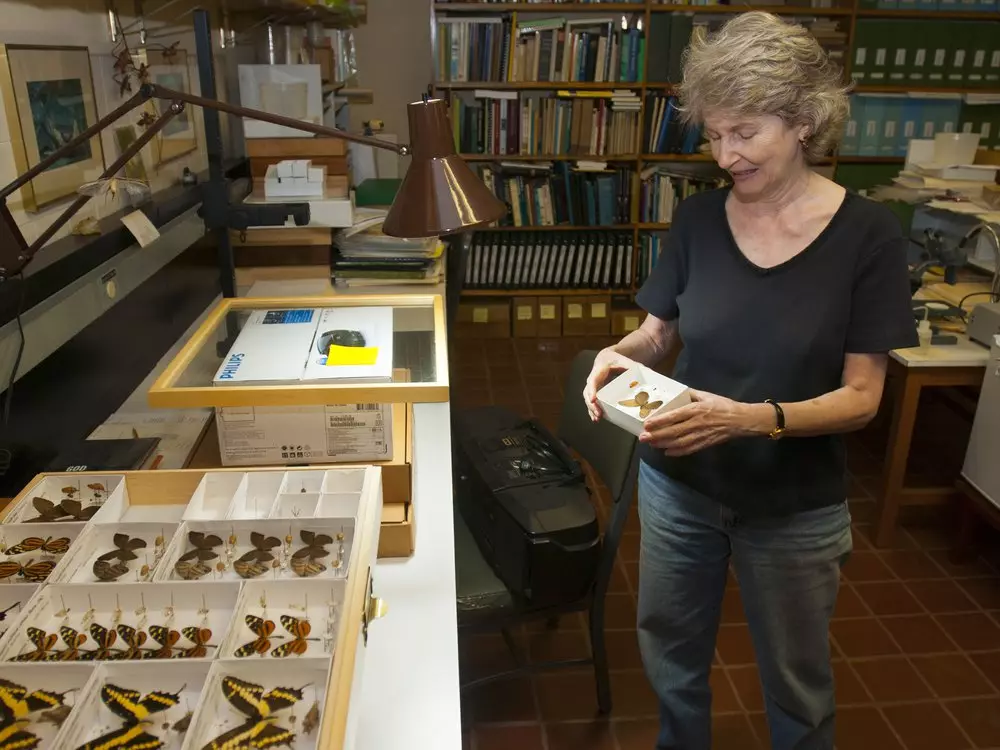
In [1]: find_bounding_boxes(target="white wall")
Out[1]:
[0,0,229,265]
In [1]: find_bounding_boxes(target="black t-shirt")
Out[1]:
[635,188,918,518]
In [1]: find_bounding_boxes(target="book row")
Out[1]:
[851,21,1000,89]
[639,170,722,224]
[476,162,633,226]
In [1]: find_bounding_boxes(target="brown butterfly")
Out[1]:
[51,626,88,661]
[235,615,278,657]
[13,627,59,661]
[176,627,212,658]
[290,530,332,578]
[93,558,130,582]
[58,499,99,521]
[618,391,664,419]
[234,532,280,579]
[97,534,147,563]
[117,624,148,660]
[24,497,69,523]
[146,625,181,659]
[79,622,121,661]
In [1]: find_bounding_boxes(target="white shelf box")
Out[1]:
[1,663,98,750]
[320,468,367,495]
[49,522,179,585]
[3,475,124,524]
[270,493,320,519]
[596,364,691,437]
[53,661,212,750]
[228,471,285,519]
[0,583,240,663]
[278,470,326,495]
[184,659,331,750]
[217,578,347,661]
[182,472,245,521]
[0,583,41,643]
[0,521,87,584]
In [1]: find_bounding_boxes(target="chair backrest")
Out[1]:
[557,350,639,503]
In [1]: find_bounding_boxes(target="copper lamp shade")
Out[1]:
[382,98,507,238]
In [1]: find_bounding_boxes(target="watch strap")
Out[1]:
[764,399,785,440]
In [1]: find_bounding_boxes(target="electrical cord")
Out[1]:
[2,272,26,429]
[958,290,1000,315]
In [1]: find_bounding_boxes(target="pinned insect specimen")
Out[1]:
[4,536,71,556]
[92,559,130,582]
[50,626,88,661]
[618,390,664,419]
[146,625,181,660]
[116,625,148,660]
[177,627,212,659]
[169,712,192,734]
[13,627,59,661]
[233,532,280,580]
[200,676,303,750]
[270,615,313,658]
[174,532,222,581]
[98,534,148,564]
[0,676,69,718]
[61,485,79,498]
[86,483,107,502]
[23,498,70,523]
[235,615,279,658]
[0,559,56,583]
[39,704,73,727]
[290,530,332,578]
[75,683,182,750]
[0,601,20,624]
[629,380,639,388]
[302,702,320,736]
[77,623,120,661]
[137,111,156,129]
[77,178,151,203]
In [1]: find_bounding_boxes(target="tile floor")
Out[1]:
[451,336,1000,750]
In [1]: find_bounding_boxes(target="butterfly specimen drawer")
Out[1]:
[0,464,386,750]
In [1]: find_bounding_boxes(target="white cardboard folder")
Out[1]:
[597,364,691,436]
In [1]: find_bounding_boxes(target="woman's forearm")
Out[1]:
[737,384,881,438]
[611,316,678,368]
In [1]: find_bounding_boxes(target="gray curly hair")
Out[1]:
[676,12,851,163]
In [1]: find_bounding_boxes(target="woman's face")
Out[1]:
[703,112,807,200]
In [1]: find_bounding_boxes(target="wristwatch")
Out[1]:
[764,399,786,440]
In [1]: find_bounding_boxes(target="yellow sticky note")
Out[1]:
[590,302,607,319]
[473,307,489,324]
[624,315,639,331]
[324,344,379,366]
[539,305,556,320]
[516,305,533,320]
[567,303,583,319]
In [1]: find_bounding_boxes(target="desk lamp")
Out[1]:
[0,84,506,280]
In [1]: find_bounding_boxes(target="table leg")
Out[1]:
[874,370,922,548]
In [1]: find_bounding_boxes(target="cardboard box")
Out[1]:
[586,295,611,336]
[612,307,643,336]
[537,296,562,337]
[456,301,510,339]
[563,300,588,336]
[379,502,414,558]
[512,297,538,337]
[215,403,393,466]
[597,365,691,436]
[213,308,319,386]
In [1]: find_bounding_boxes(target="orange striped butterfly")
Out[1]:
[235,615,278,658]
[0,559,56,583]
[146,625,180,659]
[175,627,212,659]
[270,615,312,658]
[50,626,88,661]
[4,536,71,556]
[13,627,58,661]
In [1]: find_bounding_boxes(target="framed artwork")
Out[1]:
[114,125,148,182]
[0,44,105,212]
[146,48,196,165]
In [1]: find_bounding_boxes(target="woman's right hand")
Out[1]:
[583,348,638,422]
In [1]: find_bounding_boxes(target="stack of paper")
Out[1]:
[332,212,444,288]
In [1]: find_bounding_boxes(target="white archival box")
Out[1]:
[238,64,323,139]
[212,308,320,386]
[597,364,691,436]
[302,307,394,383]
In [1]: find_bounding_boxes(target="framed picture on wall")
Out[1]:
[146,48,196,165]
[114,124,148,182]
[0,44,105,212]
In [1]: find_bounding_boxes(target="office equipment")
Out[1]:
[961,335,1000,509]
[968,301,1000,346]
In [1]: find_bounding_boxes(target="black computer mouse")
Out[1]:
[317,329,366,354]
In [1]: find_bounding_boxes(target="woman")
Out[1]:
[583,12,917,750]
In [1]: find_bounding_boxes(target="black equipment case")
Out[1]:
[453,406,601,608]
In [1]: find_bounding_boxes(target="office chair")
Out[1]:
[454,349,640,713]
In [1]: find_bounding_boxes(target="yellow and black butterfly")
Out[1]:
[200,677,302,750]
[270,616,312,658]
[4,536,71,556]
[78,623,120,661]
[175,627,212,659]
[234,615,278,658]
[12,628,58,662]
[100,683,181,724]
[0,677,67,721]
[200,717,292,750]
[0,559,56,583]
[116,625,147,660]
[74,722,163,750]
[50,626,88,661]
[0,718,40,750]
[145,626,180,660]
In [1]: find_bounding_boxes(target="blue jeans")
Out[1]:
[637,462,852,750]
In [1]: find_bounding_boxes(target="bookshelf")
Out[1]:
[432,0,1000,298]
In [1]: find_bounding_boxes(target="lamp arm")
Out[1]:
[0,89,151,202]
[145,83,411,156]
[26,102,183,254]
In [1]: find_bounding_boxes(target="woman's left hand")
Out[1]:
[639,390,760,456]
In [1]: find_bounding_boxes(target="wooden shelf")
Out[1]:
[482,224,636,231]
[434,81,644,90]
[837,155,906,163]
[641,153,714,161]
[462,288,635,297]
[460,153,640,161]
[855,8,1000,18]
[650,4,853,13]
[636,222,672,229]
[434,2,647,10]
[854,84,1000,94]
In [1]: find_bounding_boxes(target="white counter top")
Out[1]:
[355,401,461,750]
